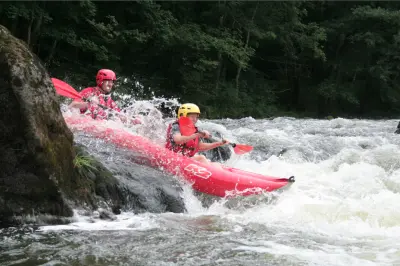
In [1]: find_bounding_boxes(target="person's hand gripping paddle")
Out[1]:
[178,116,253,155]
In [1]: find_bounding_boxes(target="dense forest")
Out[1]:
[2,1,400,118]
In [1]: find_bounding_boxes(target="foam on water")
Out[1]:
[37,101,400,265]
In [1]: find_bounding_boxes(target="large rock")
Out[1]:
[73,144,186,215]
[0,25,76,226]
[0,25,186,227]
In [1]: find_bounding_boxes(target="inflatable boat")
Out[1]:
[64,116,295,197]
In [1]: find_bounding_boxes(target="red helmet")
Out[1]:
[96,69,116,87]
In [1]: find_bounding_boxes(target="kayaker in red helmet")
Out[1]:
[69,69,141,124]
[165,103,229,164]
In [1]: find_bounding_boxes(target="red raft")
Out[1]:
[65,116,295,197]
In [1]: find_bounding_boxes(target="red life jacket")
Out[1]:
[165,121,199,157]
[79,87,120,120]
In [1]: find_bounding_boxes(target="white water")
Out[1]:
[37,113,400,265]
[5,102,400,265]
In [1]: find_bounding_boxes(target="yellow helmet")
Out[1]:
[178,103,201,117]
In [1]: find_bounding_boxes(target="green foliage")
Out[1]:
[2,1,400,118]
[73,153,97,179]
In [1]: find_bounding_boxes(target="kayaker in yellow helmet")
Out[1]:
[165,103,230,164]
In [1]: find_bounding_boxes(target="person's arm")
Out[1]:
[173,132,204,145]
[196,129,211,139]
[198,140,228,152]
[69,100,89,109]
[68,88,95,110]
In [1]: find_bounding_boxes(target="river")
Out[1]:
[1,114,400,266]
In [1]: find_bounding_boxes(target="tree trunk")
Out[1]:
[10,18,18,36]
[31,12,43,51]
[235,2,259,93]
[26,16,33,48]
[215,2,226,92]
[45,39,58,67]
[215,51,223,91]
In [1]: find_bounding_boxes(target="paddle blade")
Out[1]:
[51,78,82,100]
[178,116,196,136]
[232,143,253,155]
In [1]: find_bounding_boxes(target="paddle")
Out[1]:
[178,116,253,155]
[51,77,109,109]
[52,78,82,99]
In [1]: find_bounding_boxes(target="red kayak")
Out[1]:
[64,116,295,197]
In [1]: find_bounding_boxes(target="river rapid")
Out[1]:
[2,112,400,266]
